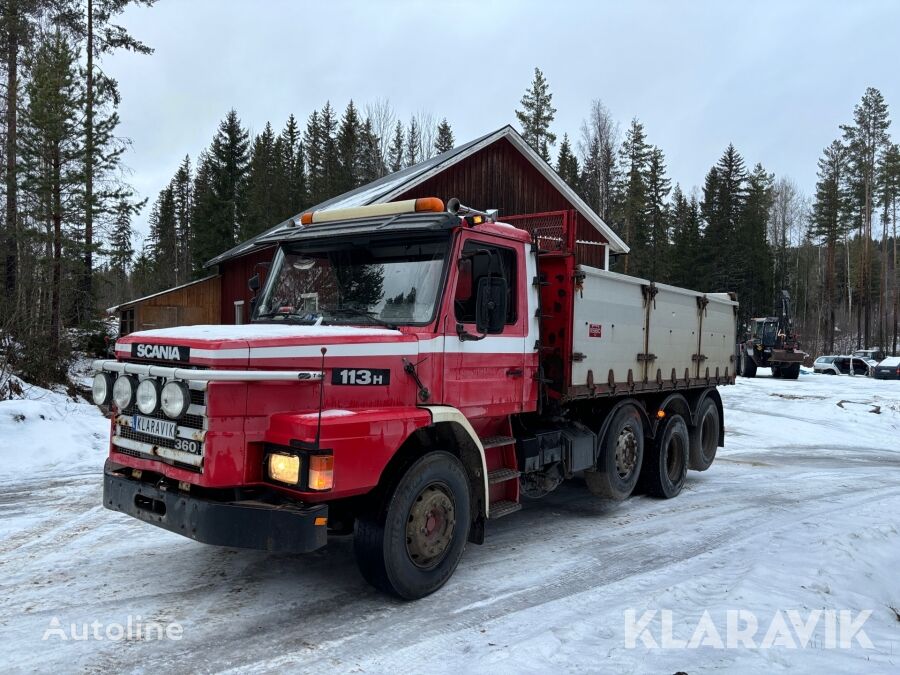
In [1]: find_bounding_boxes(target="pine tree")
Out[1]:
[811,140,850,354]
[841,87,891,348]
[556,133,579,189]
[243,122,277,239]
[76,0,155,326]
[19,30,84,367]
[434,118,454,154]
[387,120,404,173]
[515,67,556,161]
[405,116,420,167]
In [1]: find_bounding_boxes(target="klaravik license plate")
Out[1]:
[132,415,177,440]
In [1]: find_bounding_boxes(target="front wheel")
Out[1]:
[586,405,644,500]
[353,451,471,600]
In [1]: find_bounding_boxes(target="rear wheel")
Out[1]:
[741,351,757,378]
[640,414,689,498]
[586,405,644,500]
[353,451,471,600]
[781,362,800,379]
[772,366,782,378]
[689,397,720,471]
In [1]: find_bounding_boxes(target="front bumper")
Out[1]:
[103,461,328,553]
[770,349,805,363]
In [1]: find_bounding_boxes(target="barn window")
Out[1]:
[119,308,135,336]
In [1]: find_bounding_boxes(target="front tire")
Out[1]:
[781,362,800,379]
[689,397,720,471]
[586,405,644,500]
[353,451,471,600]
[640,415,689,498]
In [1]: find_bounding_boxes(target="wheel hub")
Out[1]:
[405,483,456,569]
[614,427,638,478]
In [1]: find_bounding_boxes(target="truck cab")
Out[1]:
[94,197,734,599]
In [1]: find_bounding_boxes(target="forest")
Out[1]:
[1,2,898,386]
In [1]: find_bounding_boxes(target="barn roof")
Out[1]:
[107,274,219,313]
[205,125,628,268]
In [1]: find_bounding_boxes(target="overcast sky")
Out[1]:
[106,0,900,240]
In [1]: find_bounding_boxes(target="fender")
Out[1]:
[694,387,725,447]
[654,392,692,434]
[420,405,491,518]
[596,398,652,446]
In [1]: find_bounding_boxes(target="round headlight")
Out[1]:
[136,378,161,415]
[161,381,191,419]
[112,375,137,410]
[92,373,114,406]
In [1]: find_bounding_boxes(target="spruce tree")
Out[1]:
[336,100,361,193]
[515,67,556,161]
[358,117,382,184]
[556,133,580,189]
[743,163,775,322]
[190,150,219,274]
[319,101,339,199]
[244,122,279,240]
[615,118,651,274]
[171,154,192,283]
[208,109,250,244]
[303,109,324,205]
[387,120,404,173]
[405,116,420,167]
[148,185,177,289]
[434,118,454,154]
[277,113,305,215]
[669,186,702,287]
[644,146,671,280]
[107,197,135,288]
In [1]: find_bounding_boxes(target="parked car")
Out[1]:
[873,356,900,380]
[852,348,884,370]
[813,355,870,376]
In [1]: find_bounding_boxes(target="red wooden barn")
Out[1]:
[113,125,627,334]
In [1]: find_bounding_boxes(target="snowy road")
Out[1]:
[2,372,899,673]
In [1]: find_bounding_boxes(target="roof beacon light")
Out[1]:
[298,197,445,226]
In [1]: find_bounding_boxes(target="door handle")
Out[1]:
[506,368,524,377]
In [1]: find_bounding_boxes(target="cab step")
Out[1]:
[488,468,520,484]
[479,435,516,449]
[489,500,522,519]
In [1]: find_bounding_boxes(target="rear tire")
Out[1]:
[640,415,689,498]
[689,397,720,471]
[772,366,782,378]
[781,362,800,379]
[353,451,471,600]
[741,352,757,378]
[586,405,644,500]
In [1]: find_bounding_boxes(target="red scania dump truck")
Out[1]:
[93,197,737,599]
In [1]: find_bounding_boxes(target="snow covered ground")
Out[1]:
[1,370,898,673]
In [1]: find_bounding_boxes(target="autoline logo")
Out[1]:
[624,609,874,649]
[135,344,183,361]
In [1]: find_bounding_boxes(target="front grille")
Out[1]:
[118,425,180,450]
[121,404,205,431]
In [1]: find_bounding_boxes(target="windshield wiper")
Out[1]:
[322,306,397,330]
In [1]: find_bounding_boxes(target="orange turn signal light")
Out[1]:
[656,409,666,419]
[308,455,334,491]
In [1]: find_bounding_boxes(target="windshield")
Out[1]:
[252,237,449,326]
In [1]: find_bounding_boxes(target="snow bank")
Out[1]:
[0,376,108,482]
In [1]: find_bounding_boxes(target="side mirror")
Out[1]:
[475,277,507,334]
[248,273,260,293]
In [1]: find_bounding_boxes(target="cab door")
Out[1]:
[442,234,527,420]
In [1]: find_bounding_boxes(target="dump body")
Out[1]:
[570,268,737,395]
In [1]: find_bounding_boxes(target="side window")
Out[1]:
[454,241,517,325]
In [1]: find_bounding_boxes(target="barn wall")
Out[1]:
[219,246,277,324]
[125,275,222,332]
